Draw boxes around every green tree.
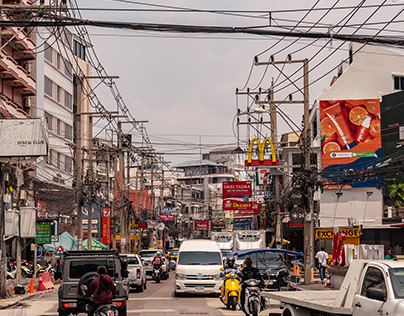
[388,182,404,207]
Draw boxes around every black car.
[237,251,289,290]
[58,250,129,316]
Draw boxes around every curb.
[0,289,56,310]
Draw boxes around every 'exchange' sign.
[315,227,360,239]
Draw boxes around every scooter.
[242,279,264,316]
[152,265,162,283]
[220,268,241,310]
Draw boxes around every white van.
[174,239,222,296]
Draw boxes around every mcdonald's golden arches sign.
[245,138,279,166]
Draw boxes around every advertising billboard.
[0,119,48,157]
[320,99,381,187]
[194,220,210,231]
[222,181,252,199]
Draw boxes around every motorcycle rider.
[238,256,264,312]
[152,251,164,279]
[83,265,116,316]
[220,256,238,301]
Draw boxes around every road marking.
[128,309,176,313]
[128,296,173,301]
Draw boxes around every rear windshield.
[126,257,139,265]
[69,260,116,279]
[139,251,157,257]
[178,251,221,265]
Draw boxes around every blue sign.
[233,221,250,226]
[162,207,178,216]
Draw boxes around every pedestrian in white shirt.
[315,246,328,282]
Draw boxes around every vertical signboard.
[102,207,111,245]
[35,223,51,244]
[320,99,381,187]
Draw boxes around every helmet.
[227,256,235,268]
[157,251,162,256]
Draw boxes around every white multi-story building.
[310,43,404,229]
[36,26,74,188]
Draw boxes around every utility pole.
[113,150,118,250]
[269,89,282,249]
[118,122,126,253]
[302,58,314,285]
[126,152,131,253]
[87,116,93,251]
[237,56,312,281]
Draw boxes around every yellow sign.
[315,227,360,239]
[247,138,277,164]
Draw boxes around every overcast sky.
[74,0,400,166]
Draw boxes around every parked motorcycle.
[220,268,241,310]
[152,266,162,283]
[21,261,33,278]
[242,279,264,316]
[42,262,56,276]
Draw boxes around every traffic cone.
[325,272,332,288]
[29,278,35,294]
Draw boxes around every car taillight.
[113,301,124,307]
[62,302,77,308]
[137,268,140,278]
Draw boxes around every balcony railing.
[2,25,36,59]
[0,55,36,95]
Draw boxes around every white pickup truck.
[263,259,404,316]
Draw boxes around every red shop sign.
[222,181,252,199]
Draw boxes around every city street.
[2,272,255,316]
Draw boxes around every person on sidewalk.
[385,249,395,260]
[315,247,328,282]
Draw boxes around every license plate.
[195,286,205,292]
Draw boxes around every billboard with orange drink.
[320,99,381,188]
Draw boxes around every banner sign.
[223,181,252,199]
[139,222,147,228]
[160,213,175,221]
[147,220,158,229]
[194,220,210,230]
[0,119,48,157]
[211,215,226,229]
[35,223,51,244]
[223,199,258,211]
[234,209,259,217]
[320,99,381,188]
[233,217,252,226]
[102,207,111,245]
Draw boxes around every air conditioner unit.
[23,97,34,108]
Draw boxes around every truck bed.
[262,291,352,315]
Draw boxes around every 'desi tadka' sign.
[222,181,252,199]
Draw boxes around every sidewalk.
[0,280,60,310]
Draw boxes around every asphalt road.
[2,272,256,316]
